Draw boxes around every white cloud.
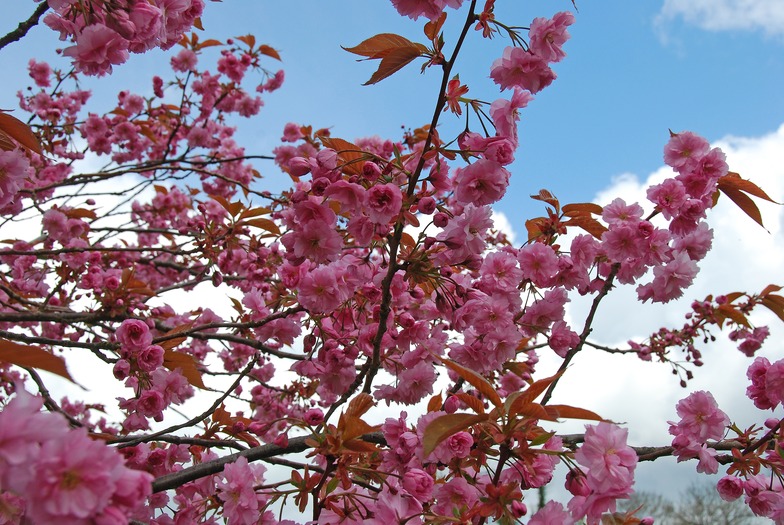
[541,123,784,499]
[657,0,784,36]
[492,209,517,245]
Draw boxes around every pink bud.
[288,157,312,177]
[717,475,744,501]
[510,500,527,518]
[417,196,437,215]
[274,433,289,448]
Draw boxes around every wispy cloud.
[657,0,784,37]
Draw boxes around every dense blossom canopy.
[0,1,781,524]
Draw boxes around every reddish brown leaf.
[562,202,603,216]
[514,402,556,421]
[762,296,784,323]
[441,359,502,408]
[158,336,187,351]
[525,218,547,242]
[562,216,607,239]
[717,303,751,329]
[424,12,447,41]
[760,284,783,297]
[320,136,366,175]
[719,186,766,228]
[426,393,443,412]
[342,33,426,59]
[422,412,488,457]
[65,208,97,220]
[506,372,563,417]
[341,415,379,442]
[0,111,42,155]
[236,34,255,48]
[400,232,417,252]
[345,392,374,419]
[454,392,486,414]
[0,133,16,151]
[530,189,560,212]
[0,339,75,382]
[545,404,606,422]
[238,206,271,219]
[212,404,231,425]
[197,39,223,49]
[258,44,281,61]
[363,46,426,85]
[719,172,779,203]
[342,438,380,454]
[725,291,746,303]
[163,350,205,389]
[243,218,280,235]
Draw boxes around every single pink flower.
[402,469,434,502]
[26,428,124,523]
[663,131,710,172]
[63,24,130,76]
[365,183,403,224]
[453,159,510,206]
[717,476,744,502]
[528,11,575,63]
[116,319,153,352]
[574,422,637,494]
[217,456,262,525]
[490,46,556,93]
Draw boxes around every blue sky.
[4,0,783,219]
[2,0,784,506]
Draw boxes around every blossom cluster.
[42,0,205,76]
[0,387,152,523]
[668,390,728,474]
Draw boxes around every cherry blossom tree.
[0,1,782,524]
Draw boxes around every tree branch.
[0,3,49,52]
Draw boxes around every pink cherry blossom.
[518,242,559,286]
[28,59,52,87]
[453,159,510,205]
[116,319,153,352]
[0,149,31,209]
[663,131,710,172]
[529,500,575,525]
[490,87,533,144]
[528,11,575,63]
[717,475,744,501]
[670,390,728,442]
[365,183,403,224]
[490,46,556,93]
[431,476,480,517]
[217,456,263,525]
[390,0,464,21]
[26,428,124,523]
[574,422,637,494]
[63,24,130,77]
[401,469,434,502]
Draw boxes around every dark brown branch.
[0,2,49,52]
[111,434,248,451]
[541,262,621,405]
[147,428,750,495]
[152,434,313,492]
